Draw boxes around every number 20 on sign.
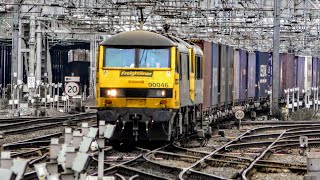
[65,82,80,97]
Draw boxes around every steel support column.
[272,0,281,115]
[11,0,19,86]
[36,21,42,85]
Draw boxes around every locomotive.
[96,30,211,146]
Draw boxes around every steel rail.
[178,128,252,179]
[241,130,286,180]
[240,120,320,125]
[2,115,95,135]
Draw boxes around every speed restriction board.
[65,82,80,97]
[235,110,245,120]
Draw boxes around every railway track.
[18,123,320,179]
[0,112,95,136]
[178,124,320,179]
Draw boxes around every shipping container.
[226,45,234,104]
[219,44,227,105]
[279,53,295,97]
[211,43,219,107]
[318,58,320,88]
[312,57,318,88]
[247,52,256,99]
[233,50,240,101]
[297,56,305,91]
[202,41,213,110]
[0,45,11,86]
[239,50,248,101]
[305,56,312,95]
[255,51,271,99]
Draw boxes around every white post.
[36,20,42,85]
[98,121,105,180]
[316,87,319,111]
[286,89,290,113]
[56,83,60,110]
[52,83,55,109]
[297,87,300,110]
[291,88,295,112]
[313,87,316,110]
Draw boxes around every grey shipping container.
[318,58,320,88]
[312,57,318,87]
[226,45,234,104]
[239,50,248,101]
[219,44,227,105]
[233,50,240,101]
[255,51,271,99]
[202,41,213,110]
[279,53,295,97]
[247,52,256,99]
[296,56,305,91]
[211,43,219,107]
[305,56,312,95]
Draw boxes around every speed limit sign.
[235,110,245,120]
[65,82,80,97]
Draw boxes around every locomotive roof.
[101,30,177,47]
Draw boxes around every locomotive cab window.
[104,47,170,68]
[104,48,135,67]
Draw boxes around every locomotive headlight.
[107,89,117,97]
[148,89,167,97]
[156,90,166,97]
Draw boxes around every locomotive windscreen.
[104,47,170,68]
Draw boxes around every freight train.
[96,30,320,147]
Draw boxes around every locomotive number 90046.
[148,83,169,88]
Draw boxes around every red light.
[105,100,112,104]
[160,100,167,105]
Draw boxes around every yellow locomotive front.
[96,31,179,143]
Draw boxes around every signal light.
[105,100,112,104]
[160,100,167,105]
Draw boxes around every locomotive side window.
[186,54,190,79]
[179,54,183,79]
[200,56,203,79]
[196,56,201,80]
[180,53,189,79]
[175,52,180,73]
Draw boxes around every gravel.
[0,119,96,145]
[151,158,192,168]
[251,173,303,180]
[133,162,178,179]
[268,154,307,164]
[0,126,65,145]
[201,166,241,179]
